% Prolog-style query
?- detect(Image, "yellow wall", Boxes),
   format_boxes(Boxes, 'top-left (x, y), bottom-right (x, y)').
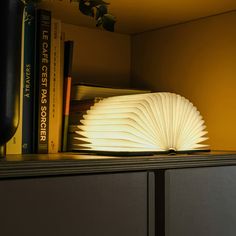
top-left (131, 11), bottom-right (236, 150)
top-left (62, 23), bottom-right (131, 87)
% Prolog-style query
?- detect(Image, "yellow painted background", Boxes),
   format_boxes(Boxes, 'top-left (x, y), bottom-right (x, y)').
top-left (131, 12), bottom-right (236, 150)
top-left (62, 23), bottom-right (131, 87)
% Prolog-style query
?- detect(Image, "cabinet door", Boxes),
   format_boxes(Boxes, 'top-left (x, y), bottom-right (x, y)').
top-left (0, 172), bottom-right (148, 236)
top-left (165, 166), bottom-right (236, 236)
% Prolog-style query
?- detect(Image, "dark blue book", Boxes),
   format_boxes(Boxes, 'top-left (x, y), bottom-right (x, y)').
top-left (35, 9), bottom-right (51, 153)
top-left (22, 3), bottom-right (36, 154)
top-left (62, 41), bottom-right (74, 152)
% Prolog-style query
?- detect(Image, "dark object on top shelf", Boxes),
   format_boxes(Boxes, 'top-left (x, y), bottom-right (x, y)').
top-left (0, 0), bottom-right (25, 157)
top-left (23, 0), bottom-right (116, 32)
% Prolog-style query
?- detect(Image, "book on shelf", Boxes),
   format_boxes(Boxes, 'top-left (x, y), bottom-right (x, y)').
top-left (35, 9), bottom-right (51, 153)
top-left (69, 98), bottom-right (102, 125)
top-left (48, 18), bottom-right (62, 153)
top-left (22, 2), bottom-right (36, 154)
top-left (70, 83), bottom-right (151, 101)
top-left (70, 97), bottom-right (103, 113)
top-left (61, 40), bottom-right (74, 152)
top-left (71, 92), bottom-right (209, 154)
top-left (58, 32), bottom-right (66, 152)
top-left (67, 98), bottom-right (102, 150)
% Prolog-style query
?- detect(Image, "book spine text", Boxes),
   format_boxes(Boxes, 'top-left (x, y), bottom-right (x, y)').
top-left (48, 18), bottom-right (62, 153)
top-left (35, 9), bottom-right (51, 153)
top-left (22, 3), bottom-right (36, 154)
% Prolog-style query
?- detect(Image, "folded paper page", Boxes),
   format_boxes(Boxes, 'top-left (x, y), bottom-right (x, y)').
top-left (73, 92), bottom-right (209, 154)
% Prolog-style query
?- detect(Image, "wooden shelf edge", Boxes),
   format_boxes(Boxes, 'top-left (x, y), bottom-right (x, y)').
top-left (0, 151), bottom-right (236, 179)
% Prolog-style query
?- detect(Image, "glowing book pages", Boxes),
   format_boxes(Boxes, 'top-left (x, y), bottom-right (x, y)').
top-left (75, 92), bottom-right (209, 153)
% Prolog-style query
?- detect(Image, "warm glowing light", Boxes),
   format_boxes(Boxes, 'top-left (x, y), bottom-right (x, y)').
top-left (75, 92), bottom-right (209, 153)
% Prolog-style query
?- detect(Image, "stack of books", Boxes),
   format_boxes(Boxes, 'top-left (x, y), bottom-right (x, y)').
top-left (6, 6), bottom-right (68, 154)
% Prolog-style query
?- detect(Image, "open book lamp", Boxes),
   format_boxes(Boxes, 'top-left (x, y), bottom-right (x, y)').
top-left (75, 92), bottom-right (209, 153)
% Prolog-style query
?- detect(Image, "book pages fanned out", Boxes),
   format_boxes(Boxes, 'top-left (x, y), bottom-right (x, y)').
top-left (74, 92), bottom-right (209, 153)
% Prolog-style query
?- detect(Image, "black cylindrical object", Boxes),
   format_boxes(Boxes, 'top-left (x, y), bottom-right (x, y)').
top-left (0, 0), bottom-right (24, 156)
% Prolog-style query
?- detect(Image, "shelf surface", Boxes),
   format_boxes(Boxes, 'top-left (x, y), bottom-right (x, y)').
top-left (1, 151), bottom-right (236, 178)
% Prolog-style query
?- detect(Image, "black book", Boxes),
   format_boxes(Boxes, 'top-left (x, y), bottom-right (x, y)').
top-left (22, 3), bottom-right (36, 154)
top-left (61, 41), bottom-right (74, 152)
top-left (35, 9), bottom-right (51, 153)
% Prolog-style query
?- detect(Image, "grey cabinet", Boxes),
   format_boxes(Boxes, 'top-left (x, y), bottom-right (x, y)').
top-left (1, 152), bottom-right (236, 236)
top-left (164, 166), bottom-right (236, 236)
top-left (0, 172), bottom-right (149, 236)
